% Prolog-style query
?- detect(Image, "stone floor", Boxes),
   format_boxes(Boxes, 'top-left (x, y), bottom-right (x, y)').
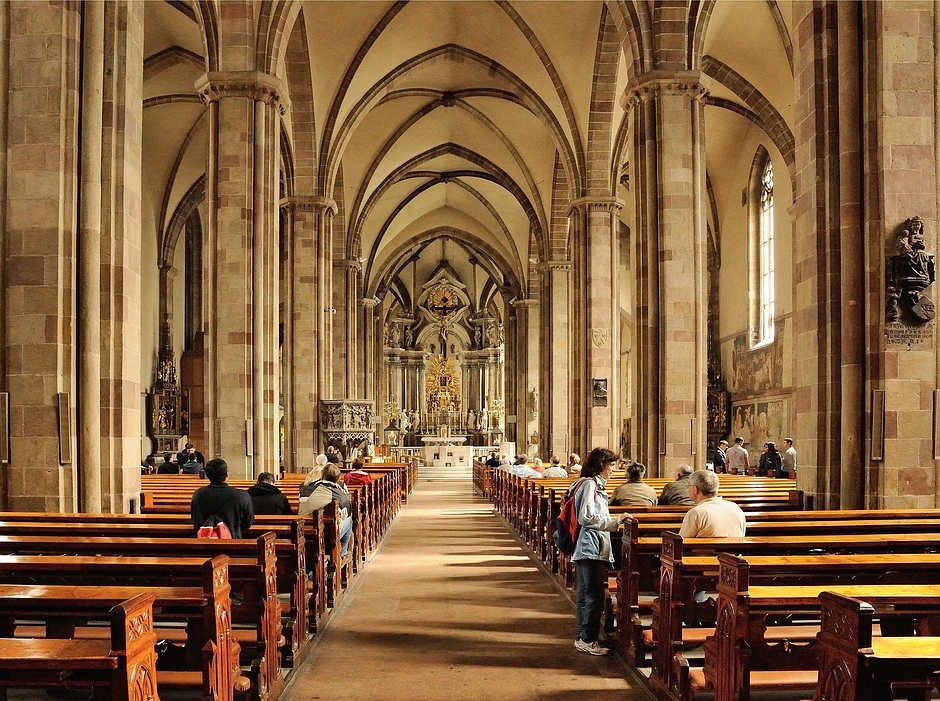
top-left (282, 480), bottom-right (654, 701)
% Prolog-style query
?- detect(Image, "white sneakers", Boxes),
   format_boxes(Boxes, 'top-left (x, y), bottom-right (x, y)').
top-left (574, 639), bottom-right (609, 655)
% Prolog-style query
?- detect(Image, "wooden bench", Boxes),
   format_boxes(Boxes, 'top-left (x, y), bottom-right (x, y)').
top-left (816, 591), bottom-right (940, 701)
top-left (0, 593), bottom-right (159, 701)
top-left (0, 550), bottom-right (282, 701)
top-left (0, 520), bottom-right (305, 670)
top-left (685, 552), bottom-right (940, 701)
top-left (0, 559), bottom-right (248, 701)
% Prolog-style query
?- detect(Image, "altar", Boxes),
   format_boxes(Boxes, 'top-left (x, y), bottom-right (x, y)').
top-left (422, 435), bottom-right (472, 467)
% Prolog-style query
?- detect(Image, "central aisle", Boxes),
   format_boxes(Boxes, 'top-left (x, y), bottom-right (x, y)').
top-left (282, 480), bottom-right (654, 701)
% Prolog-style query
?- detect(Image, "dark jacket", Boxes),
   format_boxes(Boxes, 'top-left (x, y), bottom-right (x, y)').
top-left (157, 461), bottom-right (181, 474)
top-left (759, 450), bottom-right (783, 477)
top-left (247, 482), bottom-right (292, 515)
top-left (177, 450), bottom-right (206, 466)
top-left (190, 483), bottom-right (255, 538)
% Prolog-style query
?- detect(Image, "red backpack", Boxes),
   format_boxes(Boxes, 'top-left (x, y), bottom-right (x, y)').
top-left (552, 479), bottom-right (590, 554)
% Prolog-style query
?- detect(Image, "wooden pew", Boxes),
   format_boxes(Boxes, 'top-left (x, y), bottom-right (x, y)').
top-left (815, 591), bottom-right (940, 701)
top-left (0, 559), bottom-right (247, 701)
top-left (0, 593), bottom-right (159, 701)
top-left (0, 551), bottom-right (282, 701)
top-left (0, 520), bottom-right (308, 670)
top-left (685, 552), bottom-right (940, 701)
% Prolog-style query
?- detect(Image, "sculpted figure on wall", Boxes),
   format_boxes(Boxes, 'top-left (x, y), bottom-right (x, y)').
top-left (887, 216), bottom-right (936, 324)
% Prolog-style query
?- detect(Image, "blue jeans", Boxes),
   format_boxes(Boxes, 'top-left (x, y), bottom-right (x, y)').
top-left (339, 515), bottom-right (353, 557)
top-left (575, 559), bottom-right (607, 643)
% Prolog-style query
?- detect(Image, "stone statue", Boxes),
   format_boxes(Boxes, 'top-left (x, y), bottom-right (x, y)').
top-left (474, 325), bottom-right (483, 349)
top-left (467, 409), bottom-right (476, 431)
top-left (403, 325), bottom-right (413, 349)
top-left (478, 407), bottom-right (488, 431)
top-left (887, 216), bottom-right (937, 323)
top-left (387, 323), bottom-right (401, 347)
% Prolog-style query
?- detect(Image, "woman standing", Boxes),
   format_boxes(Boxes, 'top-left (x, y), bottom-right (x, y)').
top-left (570, 447), bottom-right (630, 655)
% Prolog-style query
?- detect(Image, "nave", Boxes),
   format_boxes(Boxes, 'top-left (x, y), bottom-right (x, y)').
top-left (282, 481), bottom-right (650, 701)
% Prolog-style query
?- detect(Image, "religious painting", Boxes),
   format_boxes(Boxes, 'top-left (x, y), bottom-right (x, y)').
top-left (731, 398), bottom-right (787, 447)
top-left (731, 322), bottom-right (785, 395)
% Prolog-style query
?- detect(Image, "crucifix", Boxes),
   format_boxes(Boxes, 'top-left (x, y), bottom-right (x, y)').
top-left (427, 286), bottom-right (461, 358)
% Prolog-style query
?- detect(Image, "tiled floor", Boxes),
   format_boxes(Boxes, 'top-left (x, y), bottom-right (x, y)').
top-left (282, 481), bottom-right (655, 701)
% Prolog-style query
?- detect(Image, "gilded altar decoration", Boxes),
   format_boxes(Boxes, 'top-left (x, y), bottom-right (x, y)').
top-left (426, 354), bottom-right (461, 413)
top-left (148, 316), bottom-right (189, 452)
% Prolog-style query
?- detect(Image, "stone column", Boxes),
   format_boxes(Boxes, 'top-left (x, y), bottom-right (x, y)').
top-left (196, 71), bottom-right (285, 479)
top-left (98, 0), bottom-right (144, 511)
top-left (513, 298), bottom-right (539, 453)
top-left (282, 196), bottom-right (335, 470)
top-left (538, 261), bottom-right (571, 457)
top-left (568, 198), bottom-right (624, 454)
top-left (360, 297), bottom-right (379, 403)
top-left (5, 2), bottom-right (81, 510)
top-left (332, 259), bottom-right (360, 398)
top-left (78, 0), bottom-right (104, 513)
top-left (625, 71), bottom-right (709, 473)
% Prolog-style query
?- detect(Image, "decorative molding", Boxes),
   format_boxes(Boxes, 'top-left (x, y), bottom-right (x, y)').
top-left (195, 71), bottom-right (290, 114)
top-left (280, 195), bottom-right (337, 215)
top-left (567, 196), bottom-right (624, 218)
top-left (536, 260), bottom-right (572, 272)
top-left (622, 70), bottom-right (711, 110)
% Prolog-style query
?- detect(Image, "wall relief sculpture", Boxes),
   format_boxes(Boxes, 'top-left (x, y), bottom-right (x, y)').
top-left (886, 216), bottom-right (936, 324)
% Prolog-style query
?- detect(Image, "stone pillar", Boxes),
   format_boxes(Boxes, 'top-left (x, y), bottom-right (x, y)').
top-left (360, 297), bottom-right (379, 403)
top-left (513, 299), bottom-right (539, 453)
top-left (78, 0), bottom-right (104, 513)
top-left (625, 71), bottom-right (709, 473)
top-left (282, 197), bottom-right (335, 471)
top-left (5, 1), bottom-right (81, 510)
top-left (196, 71), bottom-right (285, 479)
top-left (568, 198), bottom-right (624, 454)
top-left (334, 259), bottom-right (360, 398)
top-left (539, 261), bottom-right (571, 457)
top-left (98, 0), bottom-right (144, 511)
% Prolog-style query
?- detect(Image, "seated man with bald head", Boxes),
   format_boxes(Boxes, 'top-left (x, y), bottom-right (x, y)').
top-left (678, 470), bottom-right (746, 538)
top-left (658, 464), bottom-right (695, 506)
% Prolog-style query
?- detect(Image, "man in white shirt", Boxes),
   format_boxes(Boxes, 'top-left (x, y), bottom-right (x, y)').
top-left (781, 438), bottom-right (797, 476)
top-left (678, 470), bottom-right (746, 538)
top-left (542, 456), bottom-right (569, 478)
top-left (725, 436), bottom-right (750, 475)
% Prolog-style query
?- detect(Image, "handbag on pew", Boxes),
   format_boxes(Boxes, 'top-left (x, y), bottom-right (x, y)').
top-left (552, 478), bottom-right (590, 555)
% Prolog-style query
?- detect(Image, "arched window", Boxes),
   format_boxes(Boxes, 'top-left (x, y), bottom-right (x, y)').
top-left (748, 148), bottom-right (775, 347)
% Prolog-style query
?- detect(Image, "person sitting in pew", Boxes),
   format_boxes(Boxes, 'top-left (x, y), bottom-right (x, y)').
top-left (568, 452), bottom-right (582, 474)
top-left (190, 458), bottom-right (255, 538)
top-left (610, 463), bottom-right (657, 506)
top-left (343, 457), bottom-right (372, 486)
top-left (299, 464), bottom-right (353, 558)
top-left (542, 455), bottom-right (569, 478)
top-left (509, 455), bottom-right (542, 479)
top-left (247, 472), bottom-right (293, 515)
top-left (678, 470), bottom-right (746, 538)
top-left (658, 464), bottom-right (696, 505)
top-left (157, 452), bottom-right (180, 474)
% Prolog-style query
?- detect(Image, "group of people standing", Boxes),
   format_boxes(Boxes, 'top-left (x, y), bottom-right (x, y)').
top-left (713, 436), bottom-right (796, 478)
